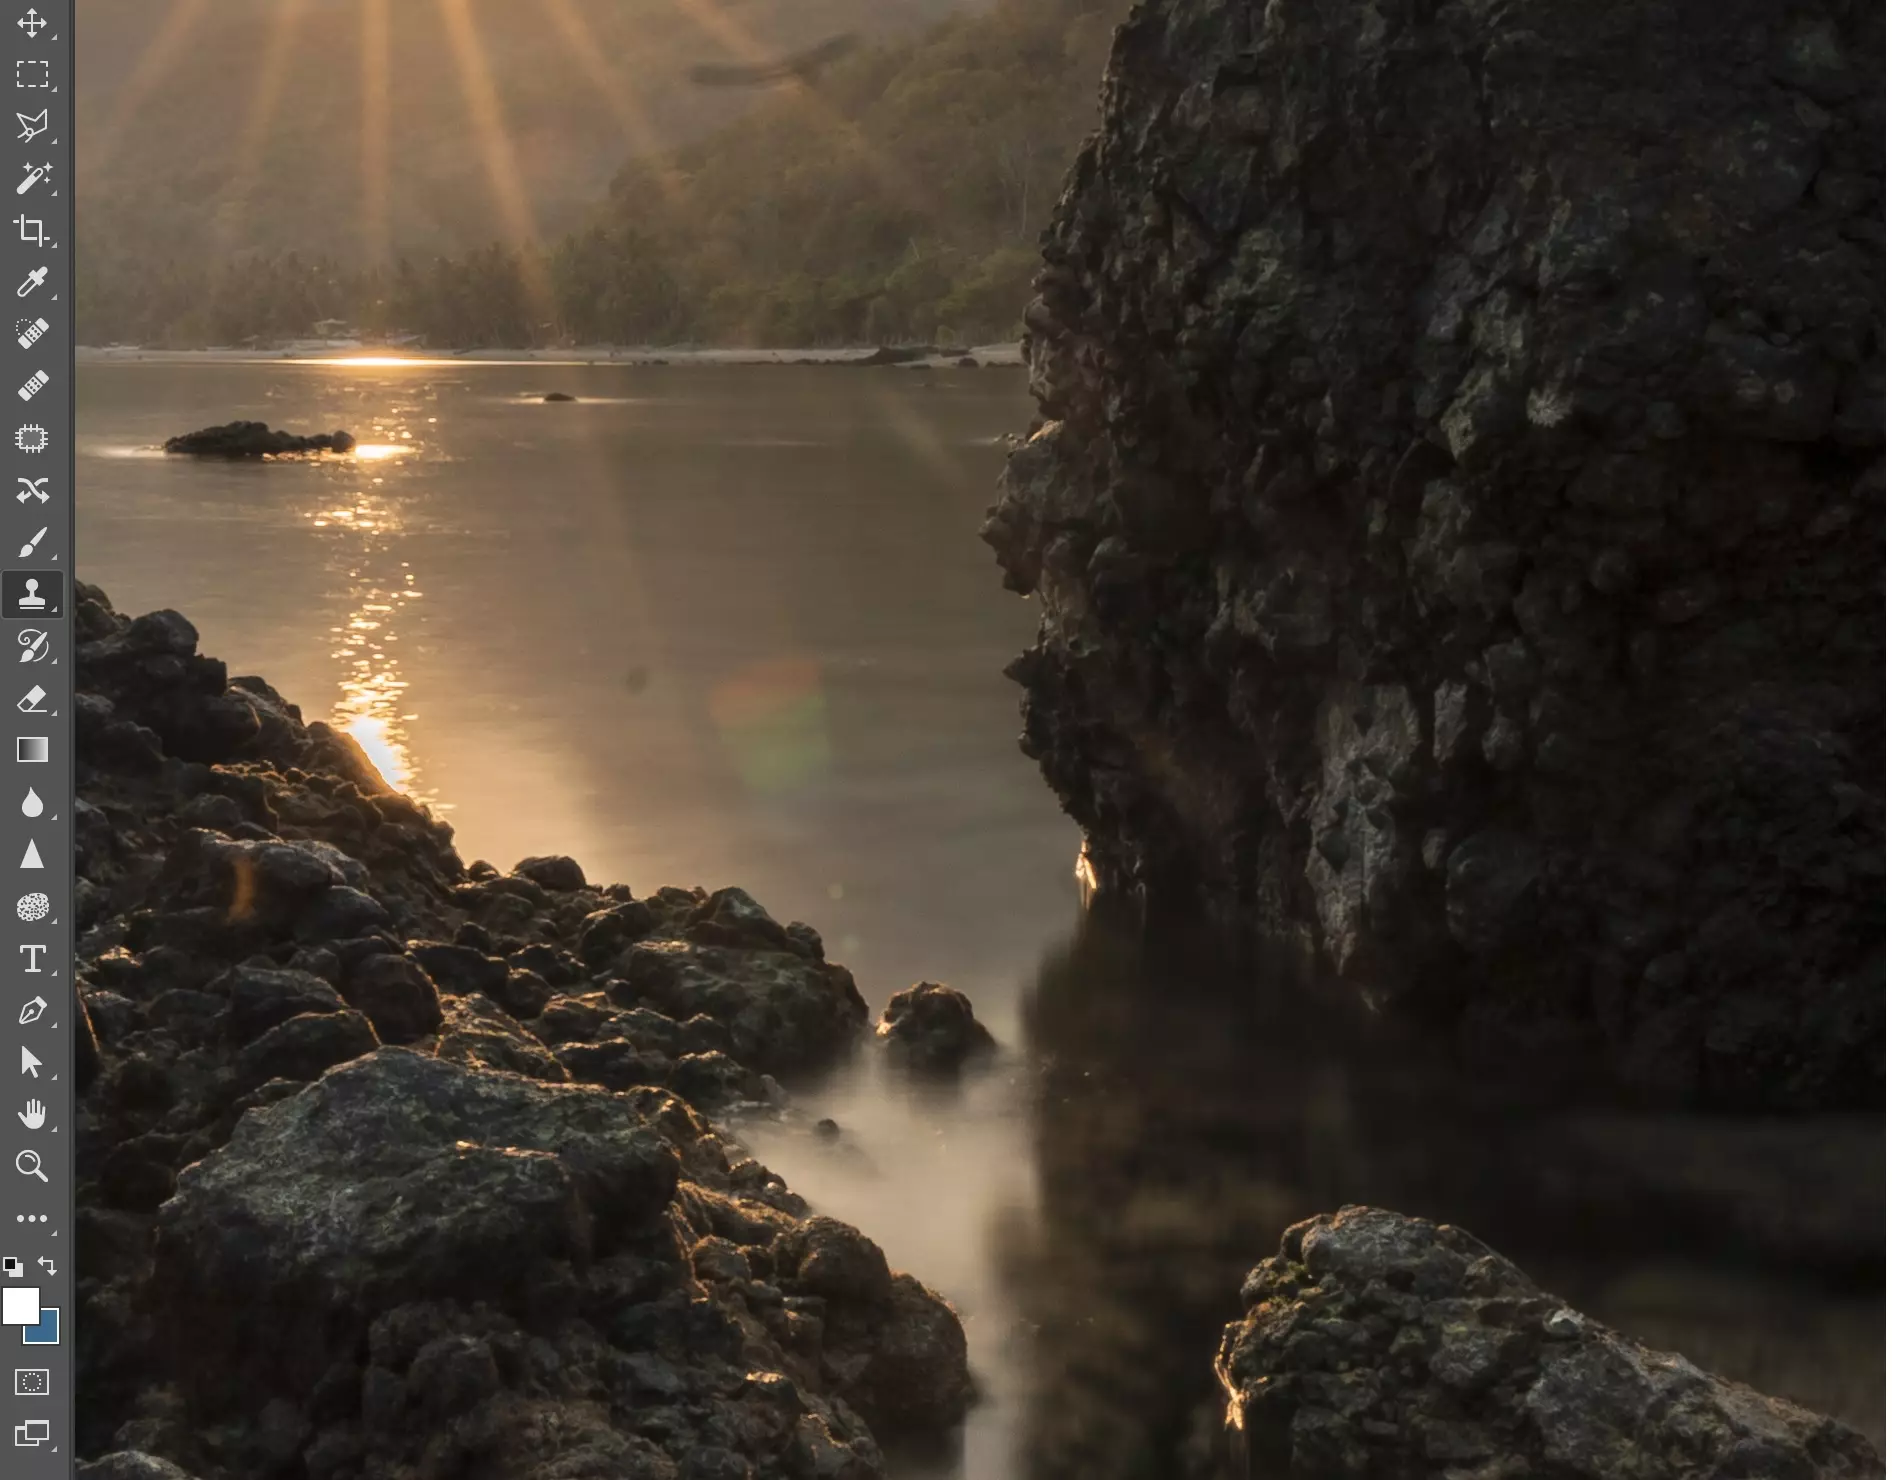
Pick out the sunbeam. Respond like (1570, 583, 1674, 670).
(434, 0, 554, 311)
(538, 0, 684, 203)
(86, 0, 210, 177)
(212, 0, 310, 256)
(359, 0, 392, 267)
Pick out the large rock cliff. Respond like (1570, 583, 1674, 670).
(983, 0, 1884, 1108)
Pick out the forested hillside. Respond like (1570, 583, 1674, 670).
(77, 0, 1125, 347)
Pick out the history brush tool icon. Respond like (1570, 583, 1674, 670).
(15, 630, 45, 663)
(15, 266, 44, 298)
(15, 370, 45, 402)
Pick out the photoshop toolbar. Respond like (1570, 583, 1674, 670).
(0, 1, 65, 1469)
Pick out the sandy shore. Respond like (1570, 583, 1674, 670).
(77, 342, 1026, 369)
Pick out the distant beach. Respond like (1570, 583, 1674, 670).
(76, 342, 1026, 368)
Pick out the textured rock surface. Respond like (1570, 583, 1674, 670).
(983, 0, 1884, 1108)
(73, 583, 968, 1478)
(874, 981, 997, 1073)
(1216, 1206, 1884, 1479)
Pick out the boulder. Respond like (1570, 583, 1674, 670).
(982, 0, 1884, 1109)
(1217, 1207, 1884, 1479)
(874, 981, 996, 1073)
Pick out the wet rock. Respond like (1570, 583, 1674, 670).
(1217, 1207, 1883, 1479)
(874, 982, 996, 1073)
(513, 854, 588, 892)
(234, 1009, 380, 1087)
(338, 953, 443, 1043)
(616, 938, 866, 1077)
(221, 964, 346, 1044)
(162, 421, 357, 457)
(982, 0, 1884, 1109)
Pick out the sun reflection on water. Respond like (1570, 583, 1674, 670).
(306, 429, 437, 807)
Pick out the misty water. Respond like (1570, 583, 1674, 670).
(79, 360, 1884, 1474)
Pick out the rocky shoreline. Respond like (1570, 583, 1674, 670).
(72, 581, 973, 1479)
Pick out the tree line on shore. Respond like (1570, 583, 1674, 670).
(78, 0, 1119, 350)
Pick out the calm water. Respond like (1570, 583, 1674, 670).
(78, 361, 1884, 1474)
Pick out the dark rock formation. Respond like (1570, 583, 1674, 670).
(73, 582, 969, 1478)
(997, 908, 1883, 1480)
(162, 421, 357, 456)
(874, 982, 996, 1073)
(983, 0, 1884, 1109)
(1216, 1206, 1884, 1479)
(541, 391, 577, 402)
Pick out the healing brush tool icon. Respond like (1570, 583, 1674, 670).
(15, 318, 45, 349)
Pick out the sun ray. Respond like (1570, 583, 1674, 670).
(359, 0, 392, 268)
(665, 0, 943, 230)
(211, 0, 311, 257)
(87, 0, 211, 176)
(536, 0, 685, 206)
(434, 0, 554, 314)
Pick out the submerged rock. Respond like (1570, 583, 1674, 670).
(983, 0, 1884, 1110)
(162, 421, 356, 457)
(1217, 1207, 1883, 1480)
(874, 982, 996, 1073)
(72, 580, 962, 1478)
